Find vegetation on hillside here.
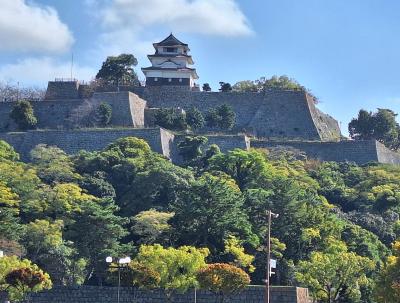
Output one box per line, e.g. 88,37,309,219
349,108,400,150
1,136,400,302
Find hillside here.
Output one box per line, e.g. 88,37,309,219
1,136,400,302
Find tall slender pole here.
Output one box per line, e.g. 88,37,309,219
265,210,271,303
70,52,74,80
117,266,121,303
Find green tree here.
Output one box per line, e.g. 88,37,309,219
295,239,375,303
65,200,127,283
202,83,211,92
22,219,63,263
216,104,236,130
0,256,52,302
172,173,257,252
10,100,37,130
177,136,208,162
374,241,400,303
205,104,236,130
197,263,250,303
135,244,209,300
0,181,22,240
30,144,79,184
5,268,48,301
95,102,112,126
232,80,258,92
96,54,139,86
186,107,205,130
118,160,194,216
349,108,399,149
224,235,255,273
219,82,232,92
258,75,309,92
154,108,187,131
107,260,161,289
131,209,174,244
0,140,19,161
208,149,275,190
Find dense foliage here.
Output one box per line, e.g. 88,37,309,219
0,256,52,301
205,104,236,130
1,136,400,302
349,108,400,150
95,102,112,127
197,263,250,302
232,75,318,102
10,100,38,130
154,108,187,131
95,54,139,86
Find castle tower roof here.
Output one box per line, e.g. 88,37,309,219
154,33,188,47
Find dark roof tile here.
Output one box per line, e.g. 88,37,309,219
155,33,188,47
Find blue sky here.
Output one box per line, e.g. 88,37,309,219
1,0,400,134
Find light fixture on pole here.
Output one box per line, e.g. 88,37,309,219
265,210,279,303
106,256,131,303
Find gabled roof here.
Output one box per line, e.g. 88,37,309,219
154,33,188,47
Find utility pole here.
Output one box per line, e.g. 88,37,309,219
265,210,279,303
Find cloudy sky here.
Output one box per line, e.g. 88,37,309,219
1,0,400,131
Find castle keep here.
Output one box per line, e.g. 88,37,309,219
0,34,399,164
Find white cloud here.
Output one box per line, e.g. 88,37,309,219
0,0,74,53
86,0,253,69
0,57,96,86
102,0,253,37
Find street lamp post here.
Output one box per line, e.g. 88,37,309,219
106,256,131,303
265,210,279,303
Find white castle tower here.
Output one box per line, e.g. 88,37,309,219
142,33,199,88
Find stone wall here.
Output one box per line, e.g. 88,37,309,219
3,286,309,303
0,128,172,161
91,91,147,127
45,81,80,100
376,141,400,164
251,139,400,165
0,92,147,132
0,84,341,142
0,128,399,165
142,87,341,141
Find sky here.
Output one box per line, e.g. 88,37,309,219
1,0,400,134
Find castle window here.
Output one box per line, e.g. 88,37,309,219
164,47,177,53
154,78,158,81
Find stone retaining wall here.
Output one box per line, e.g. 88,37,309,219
0,128,173,161
251,139,400,165
0,286,309,303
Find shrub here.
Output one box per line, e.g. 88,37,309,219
197,263,250,303
10,100,37,130
177,136,208,162
95,102,112,126
186,107,205,130
154,108,187,131
219,82,232,92
202,83,211,92
205,104,236,130
216,104,236,130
